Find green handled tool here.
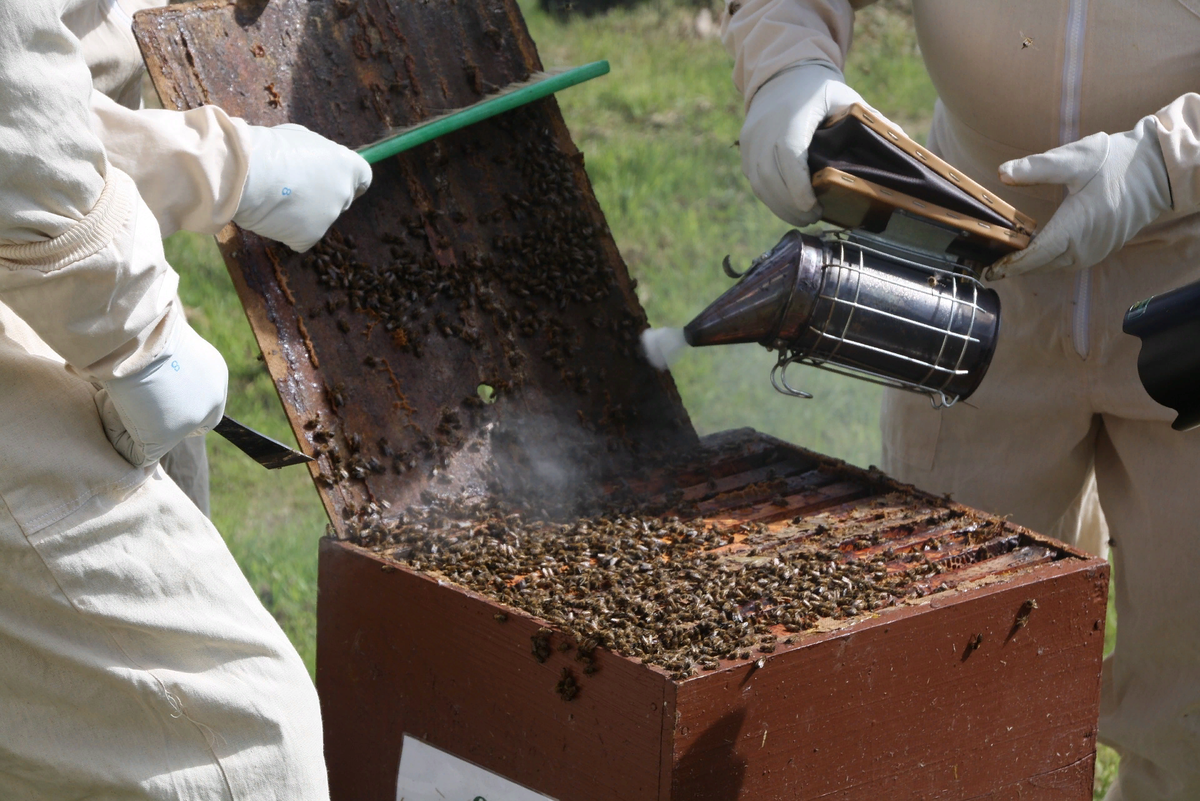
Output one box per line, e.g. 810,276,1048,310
220,65,609,470
356,61,609,163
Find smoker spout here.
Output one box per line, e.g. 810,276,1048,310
684,230,818,348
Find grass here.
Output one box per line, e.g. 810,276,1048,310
166,0,1116,794
1096,588,1119,799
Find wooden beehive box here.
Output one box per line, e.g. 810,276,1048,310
133,2,1108,799
317,430,1107,801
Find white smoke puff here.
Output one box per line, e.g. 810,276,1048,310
641,327,689,371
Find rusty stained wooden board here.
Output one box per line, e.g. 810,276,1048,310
133,0,696,531
319,431,1109,801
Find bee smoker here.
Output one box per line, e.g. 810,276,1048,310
684,230,1002,406
678,102,1038,405
1123,279,1200,431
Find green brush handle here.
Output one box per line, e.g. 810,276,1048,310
357,60,610,164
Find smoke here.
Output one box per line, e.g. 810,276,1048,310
480,410,624,520
641,327,689,370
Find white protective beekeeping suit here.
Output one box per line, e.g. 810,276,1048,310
723,2,1200,800
0,2,369,798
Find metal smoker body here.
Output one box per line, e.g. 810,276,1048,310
684,230,1001,407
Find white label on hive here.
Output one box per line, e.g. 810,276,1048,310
396,734,559,801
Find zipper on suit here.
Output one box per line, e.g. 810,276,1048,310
1062,0,1090,359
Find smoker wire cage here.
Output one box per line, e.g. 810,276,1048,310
771,232,1002,407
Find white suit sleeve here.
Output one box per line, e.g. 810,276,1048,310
1155,93,1200,216
64,0,164,109
0,2,180,381
720,0,875,109
91,91,253,237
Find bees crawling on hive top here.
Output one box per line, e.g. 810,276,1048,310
349,493,947,679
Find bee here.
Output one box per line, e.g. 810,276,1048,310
554,668,579,701
326,382,346,410
531,628,553,663
1006,598,1040,643
1015,598,1038,629
962,632,984,660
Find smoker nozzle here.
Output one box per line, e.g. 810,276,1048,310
684,231,818,349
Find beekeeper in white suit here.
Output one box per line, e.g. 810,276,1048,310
723,2,1200,799
1,0,369,797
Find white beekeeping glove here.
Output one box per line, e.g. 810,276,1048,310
739,60,879,226
987,116,1173,280
95,319,229,467
233,123,372,252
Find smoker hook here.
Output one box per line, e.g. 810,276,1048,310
722,255,745,279
930,390,958,410
770,352,814,399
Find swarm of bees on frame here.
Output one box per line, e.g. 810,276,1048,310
294,102,669,492
297,105,640,376
351,493,950,680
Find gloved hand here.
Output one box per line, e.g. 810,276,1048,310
987,116,1173,280
739,60,880,226
233,123,372,252
95,319,229,467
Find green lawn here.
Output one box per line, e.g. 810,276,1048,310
167,0,1117,794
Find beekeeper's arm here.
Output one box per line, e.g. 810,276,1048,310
720,0,883,226
70,0,370,249
990,94,1200,279
91,90,372,251
0,2,225,467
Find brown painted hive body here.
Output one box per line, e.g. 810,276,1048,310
134,2,1107,799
